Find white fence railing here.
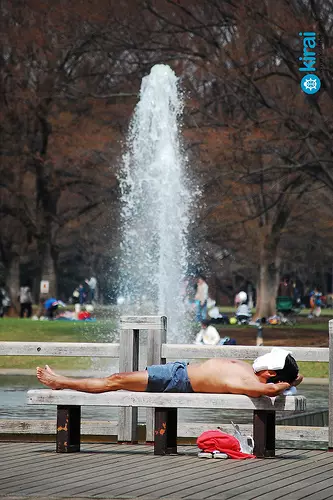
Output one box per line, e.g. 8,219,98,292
0,342,120,357
162,344,329,362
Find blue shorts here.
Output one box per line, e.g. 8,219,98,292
146,361,194,393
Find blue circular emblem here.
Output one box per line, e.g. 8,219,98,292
301,74,321,94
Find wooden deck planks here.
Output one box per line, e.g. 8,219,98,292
1,450,147,489
86,455,227,498
1,442,333,500
100,453,283,498
202,453,333,500
0,445,156,494
273,474,333,500
299,484,333,500
1,444,177,494
1,443,138,476
142,450,311,499
0,442,113,474
48,454,205,497
44,447,200,496
183,451,330,500
19,452,191,497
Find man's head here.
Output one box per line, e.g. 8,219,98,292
266,354,299,384
253,348,299,384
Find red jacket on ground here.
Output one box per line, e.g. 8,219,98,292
197,430,256,459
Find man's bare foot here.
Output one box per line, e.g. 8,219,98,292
36,365,63,390
44,364,58,376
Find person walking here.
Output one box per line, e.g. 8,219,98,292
195,275,209,322
19,284,33,318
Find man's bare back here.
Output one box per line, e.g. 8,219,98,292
188,359,257,393
187,359,298,397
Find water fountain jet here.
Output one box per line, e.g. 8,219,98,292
119,64,193,341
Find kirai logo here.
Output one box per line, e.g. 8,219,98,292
299,32,321,94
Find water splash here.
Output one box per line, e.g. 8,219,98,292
119,65,193,341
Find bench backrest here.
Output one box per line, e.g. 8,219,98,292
161,344,329,362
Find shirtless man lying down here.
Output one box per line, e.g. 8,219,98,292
36,347,303,398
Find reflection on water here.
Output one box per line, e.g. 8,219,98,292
0,375,328,425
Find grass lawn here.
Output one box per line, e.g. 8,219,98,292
0,318,117,370
297,361,328,378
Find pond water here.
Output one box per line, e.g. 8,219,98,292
0,375,328,425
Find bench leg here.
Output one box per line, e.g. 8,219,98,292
56,405,81,453
154,407,177,455
253,410,275,458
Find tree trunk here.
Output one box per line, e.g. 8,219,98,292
5,255,20,314
255,246,280,319
39,241,57,298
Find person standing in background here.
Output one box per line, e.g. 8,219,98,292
19,284,33,318
0,285,11,318
78,283,86,305
195,275,209,322
278,277,294,297
0,287,4,318
85,276,97,303
308,287,322,318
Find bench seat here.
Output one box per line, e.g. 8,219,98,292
27,389,306,458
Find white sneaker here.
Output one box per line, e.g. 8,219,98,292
198,451,228,459
198,451,214,458
213,451,228,459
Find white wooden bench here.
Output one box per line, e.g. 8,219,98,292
27,389,306,458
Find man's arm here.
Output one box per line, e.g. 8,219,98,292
227,379,291,398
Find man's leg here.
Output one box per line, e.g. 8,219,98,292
36,365,149,393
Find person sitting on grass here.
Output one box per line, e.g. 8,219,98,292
37,347,303,398
195,319,221,345
195,320,236,346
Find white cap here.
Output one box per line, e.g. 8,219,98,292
252,347,293,373
237,291,247,303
